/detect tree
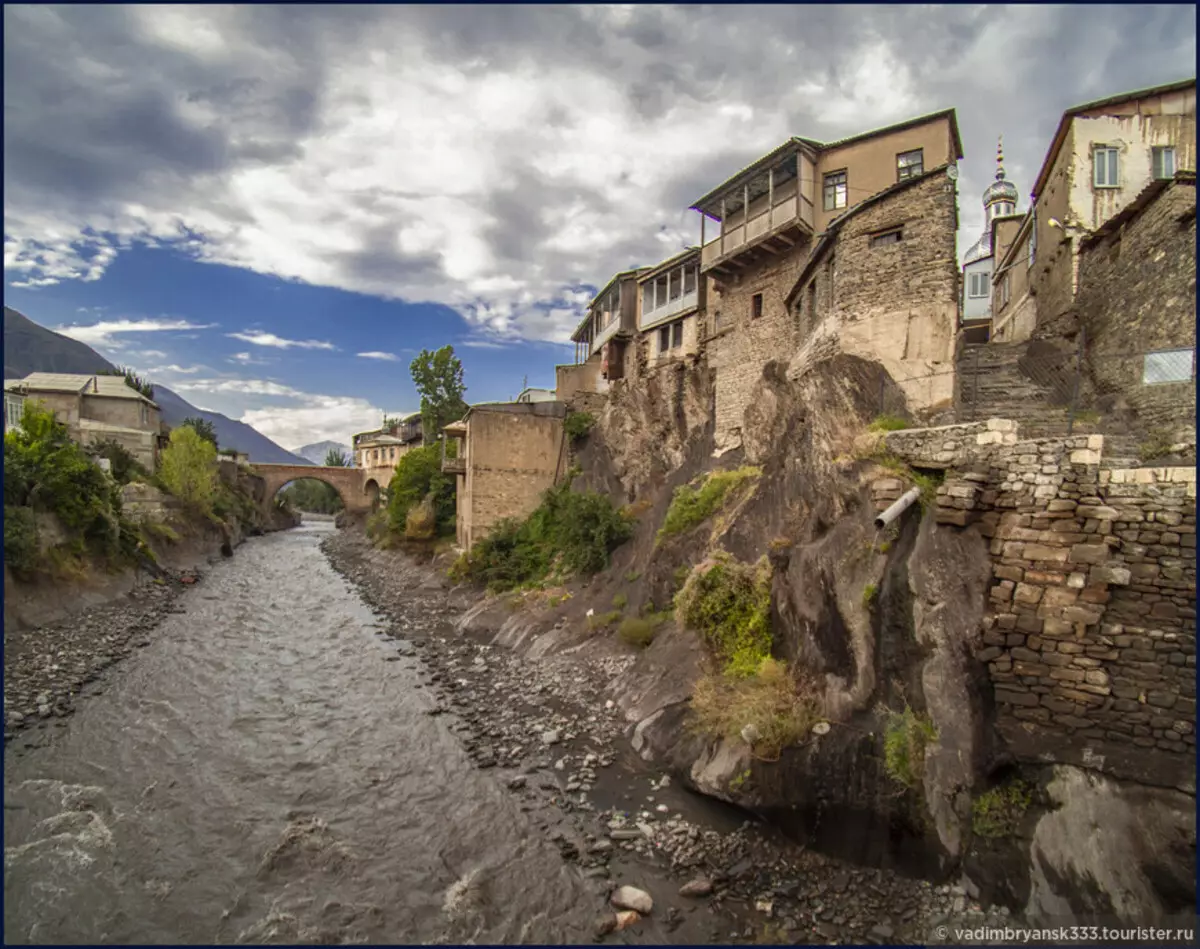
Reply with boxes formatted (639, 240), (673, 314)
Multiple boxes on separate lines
(386, 444), (455, 535)
(159, 425), (218, 510)
(181, 417), (218, 448)
(324, 447), (351, 467)
(410, 345), (468, 442)
(100, 366), (154, 400)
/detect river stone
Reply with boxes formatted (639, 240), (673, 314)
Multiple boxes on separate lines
(610, 885), (653, 915)
(679, 878), (713, 898)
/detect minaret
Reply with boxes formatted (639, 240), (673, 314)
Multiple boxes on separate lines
(963, 136), (1019, 268)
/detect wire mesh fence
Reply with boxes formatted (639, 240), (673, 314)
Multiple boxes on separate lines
(875, 340), (1196, 439)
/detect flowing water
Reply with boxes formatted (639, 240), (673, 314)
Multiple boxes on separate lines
(4, 523), (605, 944)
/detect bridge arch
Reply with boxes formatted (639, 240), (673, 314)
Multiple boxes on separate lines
(251, 464), (377, 516)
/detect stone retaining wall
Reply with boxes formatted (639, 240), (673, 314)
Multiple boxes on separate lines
(873, 419), (1196, 790)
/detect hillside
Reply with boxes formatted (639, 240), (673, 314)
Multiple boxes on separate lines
(295, 440), (351, 464)
(3, 306), (311, 465)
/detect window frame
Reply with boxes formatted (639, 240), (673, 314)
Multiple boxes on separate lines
(658, 325), (670, 353)
(1152, 145), (1177, 180)
(870, 227), (903, 248)
(822, 169), (848, 211)
(1093, 146), (1120, 189)
(896, 149), (924, 181)
(1142, 348), (1195, 386)
(967, 271), (990, 298)
(671, 320), (684, 349)
(750, 292), (764, 320)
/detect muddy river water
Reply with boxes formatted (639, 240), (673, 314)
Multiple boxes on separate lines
(4, 523), (610, 944)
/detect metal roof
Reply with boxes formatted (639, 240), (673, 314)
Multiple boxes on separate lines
(7, 372), (158, 406)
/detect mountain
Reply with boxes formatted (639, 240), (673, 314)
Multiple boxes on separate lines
(4, 306), (311, 465)
(295, 440), (351, 465)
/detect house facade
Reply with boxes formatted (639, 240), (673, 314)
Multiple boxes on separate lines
(441, 401), (568, 550)
(352, 412), (423, 496)
(4, 372), (164, 468)
(690, 109), (964, 446)
(992, 78), (1196, 343)
(558, 268), (646, 397)
(636, 246), (706, 367)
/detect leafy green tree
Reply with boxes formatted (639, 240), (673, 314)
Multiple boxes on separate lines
(181, 417), (218, 448)
(100, 366), (154, 400)
(324, 447), (351, 467)
(410, 345), (468, 441)
(386, 444), (455, 534)
(159, 425), (218, 510)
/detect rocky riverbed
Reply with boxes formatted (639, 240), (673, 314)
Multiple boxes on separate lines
(321, 528), (1023, 945)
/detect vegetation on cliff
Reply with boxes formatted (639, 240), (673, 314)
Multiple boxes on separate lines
(657, 466), (761, 542)
(675, 553), (773, 677)
(450, 474), (634, 592)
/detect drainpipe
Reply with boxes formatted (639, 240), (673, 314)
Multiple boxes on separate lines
(874, 486), (921, 530)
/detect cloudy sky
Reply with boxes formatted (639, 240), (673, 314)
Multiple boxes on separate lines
(4, 4), (1195, 450)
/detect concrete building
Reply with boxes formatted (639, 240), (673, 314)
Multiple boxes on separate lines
(992, 78), (1196, 343)
(441, 401), (568, 550)
(4, 372), (165, 468)
(557, 268), (647, 397)
(352, 412), (423, 496)
(960, 139), (1022, 341)
(636, 246), (706, 367)
(4, 388), (26, 432)
(688, 108), (964, 445)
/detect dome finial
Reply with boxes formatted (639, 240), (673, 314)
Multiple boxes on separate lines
(996, 136), (1006, 181)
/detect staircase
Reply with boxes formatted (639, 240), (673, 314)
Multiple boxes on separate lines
(955, 342), (1083, 436)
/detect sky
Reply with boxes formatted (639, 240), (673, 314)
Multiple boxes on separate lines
(3, 4), (1195, 450)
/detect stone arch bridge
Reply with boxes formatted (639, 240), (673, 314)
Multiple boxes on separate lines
(250, 464), (382, 514)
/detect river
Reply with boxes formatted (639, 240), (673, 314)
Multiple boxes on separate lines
(4, 522), (607, 944)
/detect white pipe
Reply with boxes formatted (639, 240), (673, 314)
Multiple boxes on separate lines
(874, 486), (921, 530)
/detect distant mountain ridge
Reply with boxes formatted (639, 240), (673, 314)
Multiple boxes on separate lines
(295, 440), (351, 465)
(4, 306), (311, 465)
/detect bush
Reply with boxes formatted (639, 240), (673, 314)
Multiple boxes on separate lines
(618, 612), (670, 648)
(564, 411), (596, 441)
(868, 414), (909, 433)
(658, 467), (760, 541)
(863, 583), (878, 609)
(587, 609), (622, 631)
(675, 553), (773, 678)
(405, 493), (437, 541)
(89, 439), (148, 485)
(386, 445), (455, 536)
(689, 658), (817, 760)
(612, 592), (628, 610)
(972, 780), (1033, 838)
(159, 425), (219, 511)
(4, 504), (39, 576)
(883, 706), (938, 790)
(452, 477), (634, 592)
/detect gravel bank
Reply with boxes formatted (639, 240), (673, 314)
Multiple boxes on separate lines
(322, 528), (1022, 945)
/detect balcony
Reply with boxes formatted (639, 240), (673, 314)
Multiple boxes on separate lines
(442, 455), (466, 475)
(641, 288), (699, 329)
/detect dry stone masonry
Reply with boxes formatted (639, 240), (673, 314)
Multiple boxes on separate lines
(874, 419), (1196, 791)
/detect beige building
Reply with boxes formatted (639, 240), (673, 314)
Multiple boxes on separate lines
(688, 109), (964, 445)
(558, 268), (647, 397)
(992, 78), (1196, 343)
(441, 401), (568, 550)
(636, 246), (707, 367)
(4, 372), (165, 469)
(352, 412), (423, 496)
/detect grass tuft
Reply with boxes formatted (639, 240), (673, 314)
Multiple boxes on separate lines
(657, 467), (761, 542)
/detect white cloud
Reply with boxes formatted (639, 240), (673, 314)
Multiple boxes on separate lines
(227, 330), (336, 351)
(229, 351), (271, 365)
(144, 364), (202, 375)
(53, 318), (215, 348)
(356, 351), (400, 361)
(173, 378), (307, 398)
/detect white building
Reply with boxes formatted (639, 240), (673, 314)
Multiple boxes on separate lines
(961, 139), (1020, 338)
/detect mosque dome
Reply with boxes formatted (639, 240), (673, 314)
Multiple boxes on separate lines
(962, 137), (1019, 267)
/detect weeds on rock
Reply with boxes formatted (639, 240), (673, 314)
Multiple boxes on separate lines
(862, 583), (879, 609)
(617, 612), (670, 648)
(657, 466), (761, 542)
(972, 779), (1033, 838)
(624, 569), (642, 583)
(587, 609), (622, 630)
(673, 564), (692, 590)
(675, 552), (773, 678)
(867, 414), (910, 433)
(689, 658), (818, 761)
(612, 592), (628, 610)
(883, 705), (938, 790)
(564, 411), (596, 441)
(1139, 427), (1177, 461)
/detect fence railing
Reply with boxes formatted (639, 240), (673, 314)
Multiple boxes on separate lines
(875, 338), (1196, 439)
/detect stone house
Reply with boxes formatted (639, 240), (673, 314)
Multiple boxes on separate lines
(4, 372), (165, 469)
(558, 268), (646, 397)
(992, 78), (1196, 343)
(352, 411), (423, 495)
(441, 401), (568, 550)
(1066, 172), (1196, 434)
(687, 109), (964, 447)
(635, 246), (706, 369)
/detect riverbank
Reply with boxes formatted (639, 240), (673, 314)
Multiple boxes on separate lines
(321, 527), (1020, 945)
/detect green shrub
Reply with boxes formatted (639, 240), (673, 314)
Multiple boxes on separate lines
(972, 780), (1033, 838)
(404, 494), (437, 541)
(658, 467), (761, 541)
(618, 611), (671, 648)
(883, 706), (938, 790)
(673, 564), (692, 590)
(612, 592), (628, 610)
(159, 426), (219, 512)
(88, 439), (148, 485)
(4, 505), (39, 576)
(863, 583), (878, 609)
(452, 477), (634, 592)
(386, 444), (455, 536)
(867, 414), (909, 433)
(624, 569), (642, 583)
(564, 411), (596, 441)
(689, 658), (817, 760)
(676, 553), (773, 678)
(588, 609), (623, 630)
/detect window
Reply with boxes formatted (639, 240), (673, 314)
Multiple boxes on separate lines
(750, 292), (764, 319)
(897, 149), (924, 180)
(4, 395), (23, 430)
(1153, 146), (1176, 180)
(1093, 146), (1119, 188)
(683, 265), (697, 295)
(823, 170), (847, 211)
(997, 273), (1011, 308)
(1142, 349), (1195, 385)
(658, 325), (670, 352)
(654, 275), (668, 309)
(967, 272), (990, 298)
(641, 283), (652, 312)
(669, 268), (682, 302)
(139, 403), (149, 426)
(672, 320), (684, 349)
(870, 228), (902, 248)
